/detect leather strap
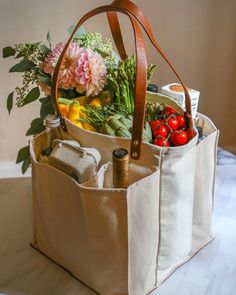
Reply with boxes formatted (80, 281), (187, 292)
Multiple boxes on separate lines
(51, 5), (147, 159)
(106, 12), (127, 60)
(109, 0), (193, 127)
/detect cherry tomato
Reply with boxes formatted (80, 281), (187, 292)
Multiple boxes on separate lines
(149, 120), (161, 131)
(176, 115), (186, 129)
(170, 130), (188, 146)
(154, 136), (170, 147)
(162, 106), (177, 117)
(166, 116), (178, 131)
(153, 124), (168, 138)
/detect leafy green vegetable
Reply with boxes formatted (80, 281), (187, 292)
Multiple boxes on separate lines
(85, 103), (129, 131)
(108, 55), (156, 114)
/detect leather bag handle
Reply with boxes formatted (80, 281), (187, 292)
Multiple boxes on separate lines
(107, 11), (127, 60)
(51, 5), (147, 159)
(107, 0), (194, 127)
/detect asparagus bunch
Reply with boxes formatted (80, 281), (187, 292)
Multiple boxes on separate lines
(107, 55), (156, 114)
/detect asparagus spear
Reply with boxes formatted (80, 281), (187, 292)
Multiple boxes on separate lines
(107, 55), (156, 114)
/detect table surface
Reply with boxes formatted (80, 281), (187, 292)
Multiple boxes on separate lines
(0, 149), (236, 295)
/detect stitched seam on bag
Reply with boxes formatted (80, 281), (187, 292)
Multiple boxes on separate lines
(30, 244), (101, 295)
(154, 148), (163, 286)
(212, 130), (220, 211)
(156, 237), (214, 287)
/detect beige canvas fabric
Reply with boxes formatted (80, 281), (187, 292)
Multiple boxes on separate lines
(156, 113), (219, 285)
(30, 93), (219, 295)
(31, 135), (160, 295)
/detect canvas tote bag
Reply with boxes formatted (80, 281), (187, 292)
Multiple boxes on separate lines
(30, 1), (219, 294)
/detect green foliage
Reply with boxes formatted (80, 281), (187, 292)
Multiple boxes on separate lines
(22, 157), (31, 174)
(7, 92), (14, 114)
(9, 60), (36, 72)
(22, 87), (40, 106)
(41, 44), (51, 56)
(16, 145), (30, 164)
(40, 97), (54, 118)
(5, 37), (54, 173)
(26, 117), (45, 136)
(47, 31), (52, 49)
(107, 55), (156, 114)
(6, 41), (52, 107)
(37, 70), (51, 86)
(85, 103), (129, 131)
(16, 145), (31, 174)
(3, 46), (15, 58)
(13, 42), (49, 63)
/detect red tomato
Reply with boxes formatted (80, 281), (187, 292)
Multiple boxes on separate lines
(149, 120), (161, 131)
(154, 136), (170, 147)
(153, 124), (168, 138)
(176, 115), (186, 129)
(170, 130), (188, 146)
(166, 116), (178, 131)
(162, 106), (177, 117)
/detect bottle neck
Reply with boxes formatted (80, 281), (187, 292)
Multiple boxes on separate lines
(44, 126), (60, 151)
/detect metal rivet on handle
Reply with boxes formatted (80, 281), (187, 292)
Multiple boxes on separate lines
(133, 140), (139, 146)
(132, 152), (138, 158)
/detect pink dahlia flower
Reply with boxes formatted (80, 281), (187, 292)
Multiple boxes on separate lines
(43, 42), (82, 89)
(75, 48), (106, 96)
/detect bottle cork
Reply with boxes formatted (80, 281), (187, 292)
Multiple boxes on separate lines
(112, 148), (129, 188)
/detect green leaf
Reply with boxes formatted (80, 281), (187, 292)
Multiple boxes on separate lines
(39, 97), (50, 103)
(41, 44), (51, 56)
(9, 59), (36, 72)
(47, 31), (52, 48)
(22, 157), (31, 174)
(3, 46), (15, 58)
(7, 91), (14, 114)
(40, 99), (54, 118)
(23, 87), (40, 105)
(38, 73), (51, 86)
(16, 145), (30, 164)
(15, 52), (24, 59)
(95, 48), (110, 58)
(26, 117), (45, 136)
(68, 25), (86, 39)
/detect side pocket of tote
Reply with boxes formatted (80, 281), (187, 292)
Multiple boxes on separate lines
(156, 140), (197, 279)
(127, 168), (160, 295)
(192, 129), (219, 252)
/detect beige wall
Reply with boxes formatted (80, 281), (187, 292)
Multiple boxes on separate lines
(1, 0), (236, 162)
